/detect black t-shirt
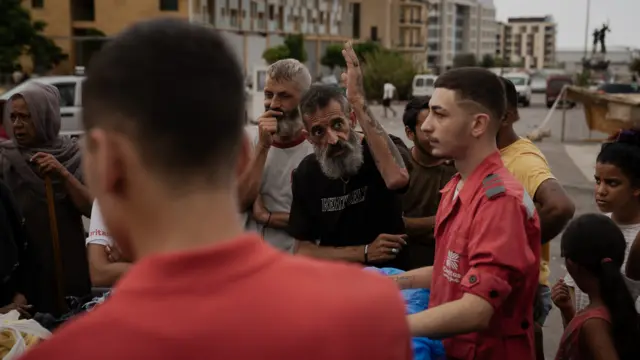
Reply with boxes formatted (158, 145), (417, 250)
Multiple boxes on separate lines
(288, 135), (411, 269)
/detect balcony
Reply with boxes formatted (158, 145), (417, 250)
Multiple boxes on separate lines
(400, 17), (424, 26)
(396, 42), (426, 51)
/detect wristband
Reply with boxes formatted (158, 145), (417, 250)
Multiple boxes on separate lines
(364, 244), (369, 264)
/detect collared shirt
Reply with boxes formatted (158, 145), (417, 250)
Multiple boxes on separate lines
(430, 151), (541, 360)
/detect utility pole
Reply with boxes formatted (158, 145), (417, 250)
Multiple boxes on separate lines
(583, 0), (591, 58)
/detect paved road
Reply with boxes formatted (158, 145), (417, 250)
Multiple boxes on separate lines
(372, 94), (596, 359)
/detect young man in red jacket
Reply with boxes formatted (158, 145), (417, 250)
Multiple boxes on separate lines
(392, 68), (541, 360)
(21, 19), (412, 360)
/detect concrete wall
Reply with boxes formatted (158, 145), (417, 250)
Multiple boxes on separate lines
(247, 34), (269, 71)
(305, 40), (318, 78)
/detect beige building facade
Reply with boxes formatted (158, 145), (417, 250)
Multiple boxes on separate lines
(22, 0), (353, 76)
(348, 0), (428, 69)
(496, 16), (557, 70)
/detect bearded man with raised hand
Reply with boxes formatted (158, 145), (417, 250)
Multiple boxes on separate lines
(289, 42), (412, 269)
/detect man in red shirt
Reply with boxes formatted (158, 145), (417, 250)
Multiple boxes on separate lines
(21, 19), (412, 360)
(391, 68), (540, 360)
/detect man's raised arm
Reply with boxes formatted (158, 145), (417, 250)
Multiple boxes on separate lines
(341, 42), (409, 190)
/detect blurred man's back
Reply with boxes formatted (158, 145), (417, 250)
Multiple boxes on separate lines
(20, 18), (412, 360)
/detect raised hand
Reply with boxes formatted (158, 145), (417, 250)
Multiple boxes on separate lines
(341, 41), (366, 106)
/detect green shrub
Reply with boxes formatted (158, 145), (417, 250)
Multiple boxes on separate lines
(362, 50), (417, 101)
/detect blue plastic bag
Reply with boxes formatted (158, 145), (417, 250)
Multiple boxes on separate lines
(365, 267), (445, 360)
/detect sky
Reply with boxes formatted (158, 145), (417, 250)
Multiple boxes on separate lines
(492, 0), (637, 50)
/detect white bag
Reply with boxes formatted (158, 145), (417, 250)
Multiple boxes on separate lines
(0, 310), (51, 359)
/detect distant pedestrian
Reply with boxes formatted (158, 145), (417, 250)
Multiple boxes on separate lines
(383, 80), (397, 118)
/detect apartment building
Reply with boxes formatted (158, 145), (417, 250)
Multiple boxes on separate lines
(22, 0), (352, 76)
(348, 0), (429, 69)
(496, 16), (557, 70)
(427, 0), (497, 73)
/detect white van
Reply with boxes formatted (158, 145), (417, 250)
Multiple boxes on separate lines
(503, 72), (532, 107)
(411, 74), (437, 98)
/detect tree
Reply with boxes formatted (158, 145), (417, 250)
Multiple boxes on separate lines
(262, 45), (290, 65)
(452, 53), (477, 68)
(320, 44), (345, 70)
(494, 56), (511, 68)
(362, 50), (417, 100)
(262, 34), (307, 65)
(480, 54), (495, 68)
(0, 0), (67, 73)
(283, 34), (307, 63)
(353, 41), (381, 62)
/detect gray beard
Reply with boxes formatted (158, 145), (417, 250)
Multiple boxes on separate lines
(315, 131), (364, 179)
(277, 114), (304, 138)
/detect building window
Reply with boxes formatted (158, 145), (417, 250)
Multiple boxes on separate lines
(72, 0), (95, 21)
(370, 26), (378, 41)
(159, 0), (178, 11)
(31, 0), (44, 8)
(352, 3), (360, 39)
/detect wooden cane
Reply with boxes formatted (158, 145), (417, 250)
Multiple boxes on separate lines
(44, 175), (68, 314)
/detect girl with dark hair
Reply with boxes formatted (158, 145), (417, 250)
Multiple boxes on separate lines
(553, 213), (640, 360)
(563, 129), (640, 312)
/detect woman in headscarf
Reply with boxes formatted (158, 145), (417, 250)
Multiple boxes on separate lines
(1, 82), (92, 315)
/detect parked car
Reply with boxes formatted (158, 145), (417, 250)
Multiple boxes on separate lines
(1, 75), (85, 137)
(411, 74), (437, 98)
(546, 75), (575, 108)
(596, 83), (640, 94)
(530, 76), (547, 93)
(504, 72), (532, 107)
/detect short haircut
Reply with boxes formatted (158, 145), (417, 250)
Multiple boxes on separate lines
(299, 84), (350, 120)
(83, 18), (245, 186)
(434, 67), (506, 123)
(499, 77), (518, 109)
(267, 59), (312, 91)
(403, 96), (430, 131)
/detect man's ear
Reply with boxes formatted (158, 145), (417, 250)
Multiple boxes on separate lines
(350, 111), (356, 127)
(471, 113), (491, 138)
(404, 126), (415, 142)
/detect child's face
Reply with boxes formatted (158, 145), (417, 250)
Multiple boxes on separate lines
(594, 162), (640, 214)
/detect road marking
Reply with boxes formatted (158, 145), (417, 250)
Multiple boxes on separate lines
(564, 144), (600, 183)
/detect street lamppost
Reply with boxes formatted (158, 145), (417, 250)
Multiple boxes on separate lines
(583, 0), (591, 58)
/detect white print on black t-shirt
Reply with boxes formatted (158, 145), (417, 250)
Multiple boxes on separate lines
(321, 186), (368, 212)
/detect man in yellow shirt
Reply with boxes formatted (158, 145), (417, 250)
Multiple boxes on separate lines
(498, 77), (575, 360)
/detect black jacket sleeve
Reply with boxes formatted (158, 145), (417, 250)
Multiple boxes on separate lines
(0, 180), (29, 297)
